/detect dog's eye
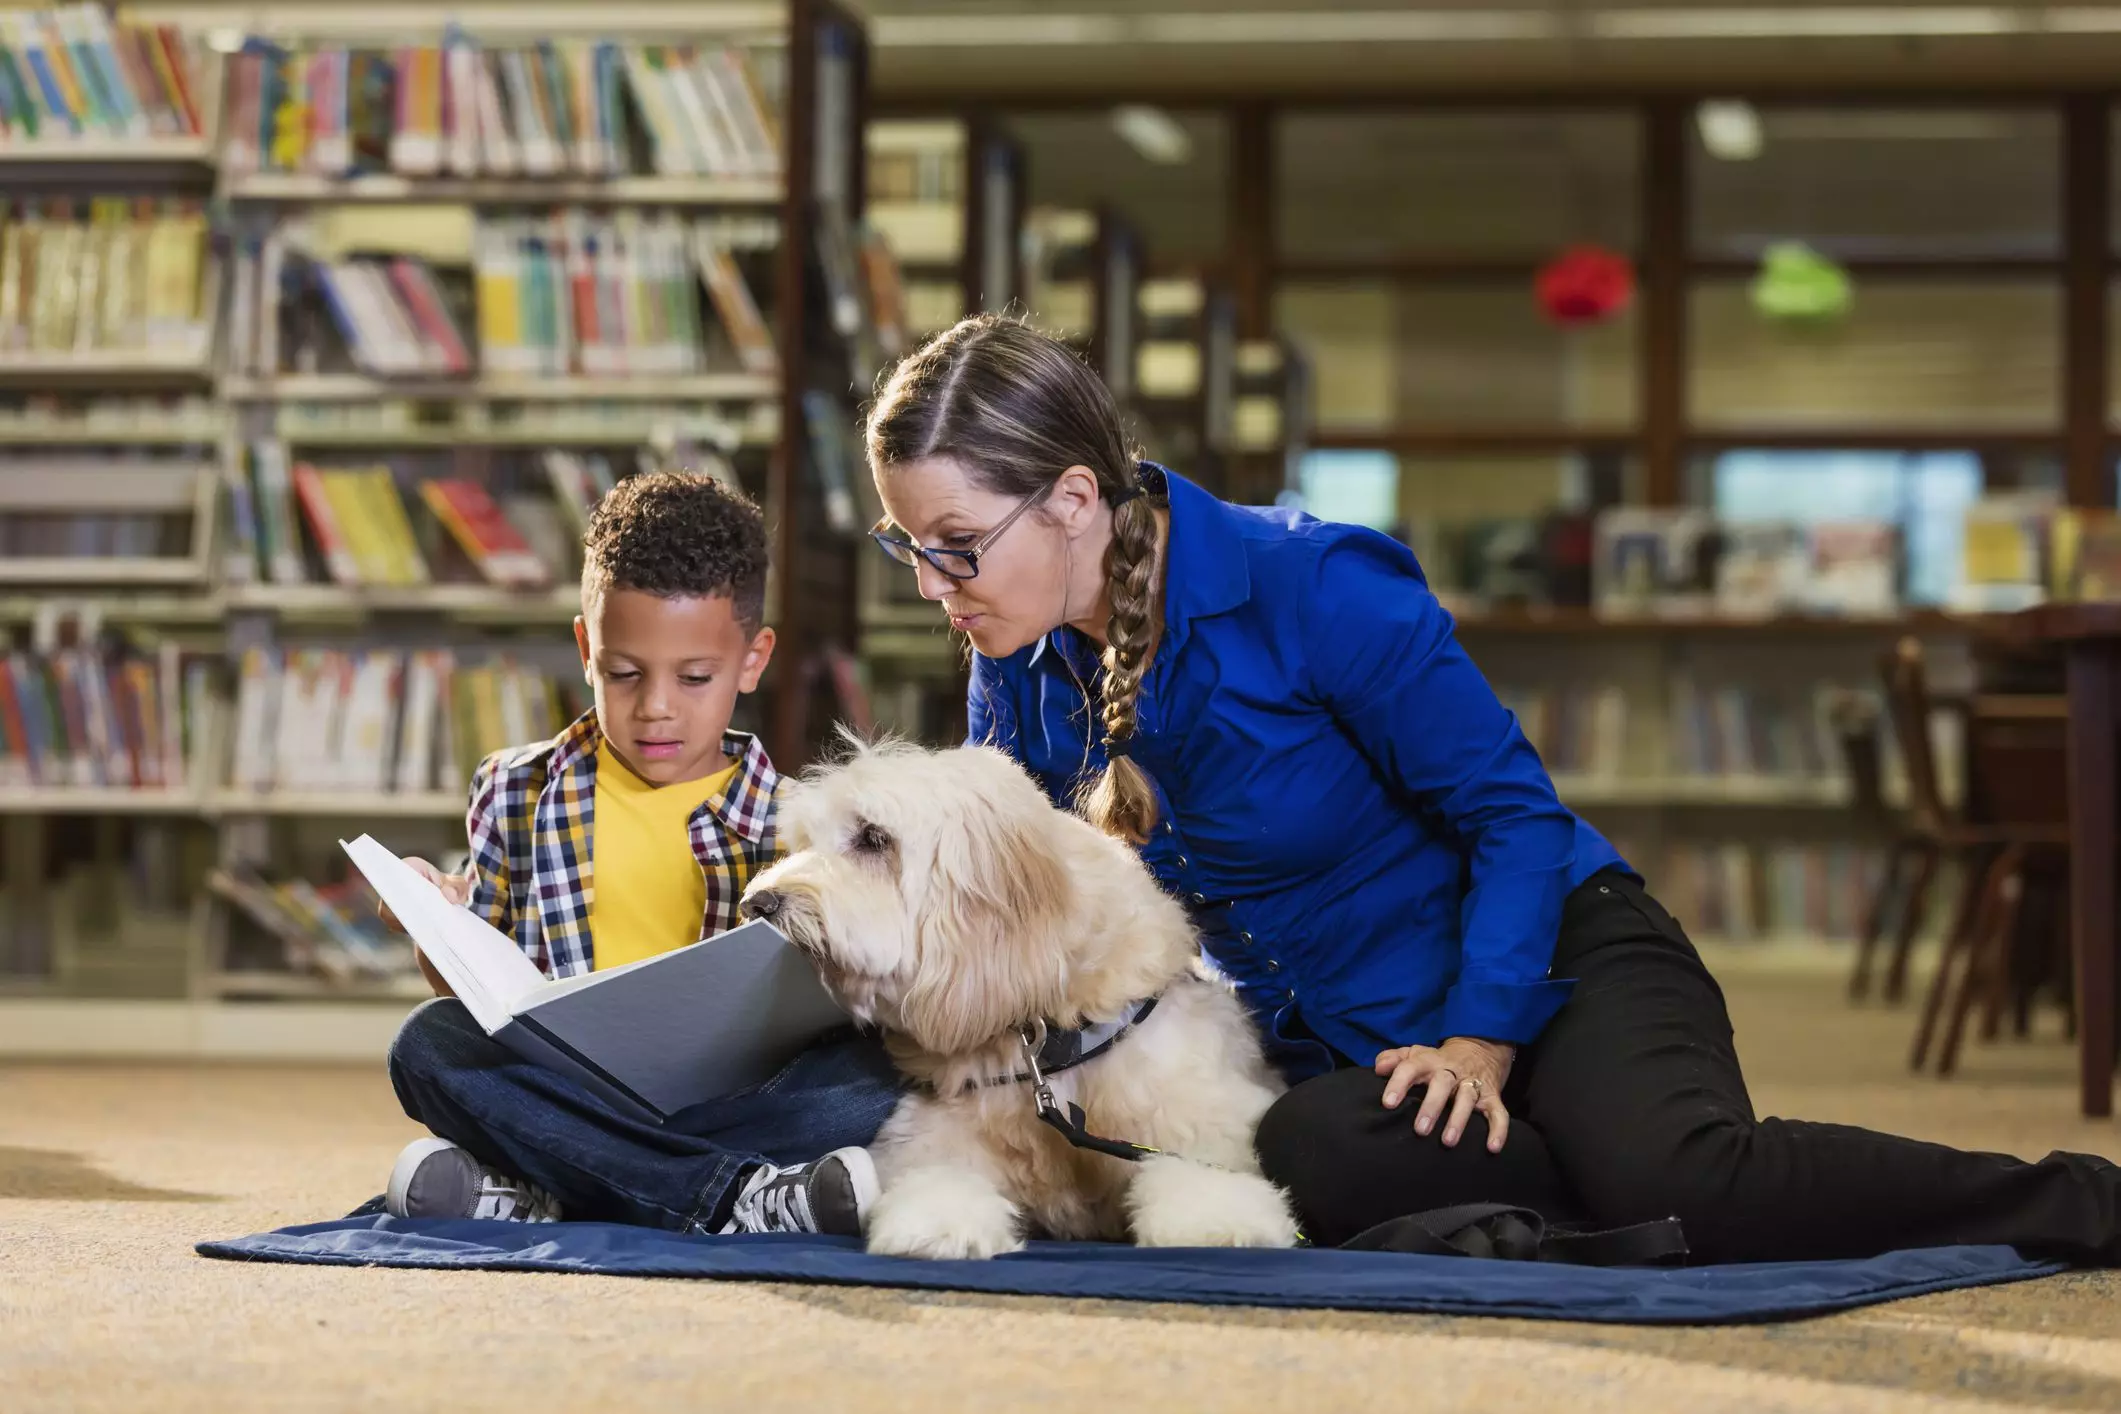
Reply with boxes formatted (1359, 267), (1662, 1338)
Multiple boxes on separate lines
(850, 820), (893, 854)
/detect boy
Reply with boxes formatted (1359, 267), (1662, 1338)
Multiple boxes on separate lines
(378, 472), (897, 1236)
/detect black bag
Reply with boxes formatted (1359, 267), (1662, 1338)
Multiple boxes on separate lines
(1339, 1203), (1689, 1267)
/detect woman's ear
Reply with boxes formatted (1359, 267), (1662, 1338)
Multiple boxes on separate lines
(1048, 464), (1106, 540)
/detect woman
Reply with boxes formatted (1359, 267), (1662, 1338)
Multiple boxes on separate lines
(864, 314), (2121, 1265)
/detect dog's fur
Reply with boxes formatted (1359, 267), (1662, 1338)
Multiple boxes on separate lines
(742, 740), (1298, 1260)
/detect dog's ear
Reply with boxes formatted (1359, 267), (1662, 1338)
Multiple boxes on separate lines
(899, 795), (1074, 1057)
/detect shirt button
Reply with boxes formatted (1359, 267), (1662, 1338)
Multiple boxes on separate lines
(1175, 855), (1190, 869)
(1187, 892), (1208, 908)
(1162, 822), (1175, 836)
(1239, 932), (1255, 946)
(1265, 960), (1281, 974)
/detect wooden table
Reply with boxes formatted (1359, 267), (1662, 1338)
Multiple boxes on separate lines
(1996, 605), (2121, 1118)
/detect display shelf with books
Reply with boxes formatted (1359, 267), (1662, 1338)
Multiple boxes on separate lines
(0, 456), (219, 586)
(0, 199), (218, 378)
(217, 27), (782, 187)
(1, 2), (878, 1006)
(0, 7), (219, 166)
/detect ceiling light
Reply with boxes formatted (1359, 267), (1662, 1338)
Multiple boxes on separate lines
(1112, 106), (1193, 166)
(1696, 100), (1763, 160)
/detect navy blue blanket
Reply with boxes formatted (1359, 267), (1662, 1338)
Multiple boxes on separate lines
(195, 1216), (2063, 1325)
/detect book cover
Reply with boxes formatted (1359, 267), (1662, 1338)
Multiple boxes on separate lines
(341, 834), (848, 1122)
(420, 478), (552, 588)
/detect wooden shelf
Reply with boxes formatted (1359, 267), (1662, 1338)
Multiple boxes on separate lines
(222, 583), (578, 622)
(0, 353), (215, 390)
(1311, 425), (1639, 454)
(1551, 774), (1849, 808)
(223, 171), (783, 206)
(211, 972), (429, 1002)
(211, 791), (466, 819)
(0, 422), (224, 446)
(0, 591), (226, 624)
(0, 788), (207, 815)
(225, 373), (779, 404)
(0, 559), (211, 587)
(1449, 607), (1930, 636)
(0, 137), (215, 167)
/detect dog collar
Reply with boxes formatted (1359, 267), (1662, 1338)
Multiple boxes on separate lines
(964, 995), (1161, 1092)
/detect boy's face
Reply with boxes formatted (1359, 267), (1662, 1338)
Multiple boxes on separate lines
(574, 588), (774, 786)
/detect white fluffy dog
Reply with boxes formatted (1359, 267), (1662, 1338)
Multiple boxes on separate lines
(740, 740), (1299, 1260)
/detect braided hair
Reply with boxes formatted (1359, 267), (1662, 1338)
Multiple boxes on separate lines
(866, 314), (1168, 842)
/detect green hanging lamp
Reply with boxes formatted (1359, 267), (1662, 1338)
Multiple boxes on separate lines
(1750, 242), (1853, 323)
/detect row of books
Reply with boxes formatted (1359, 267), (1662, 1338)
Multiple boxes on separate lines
(0, 640), (208, 790)
(222, 38), (780, 181)
(0, 392), (219, 436)
(0, 821), (210, 981)
(1668, 677), (1847, 780)
(222, 213), (776, 381)
(209, 865), (414, 985)
(0, 453), (208, 559)
(1493, 682), (1626, 777)
(1659, 841), (1886, 943)
(0, 8), (206, 144)
(229, 444), (602, 589)
(0, 201), (210, 361)
(1594, 512), (1901, 619)
(474, 214), (775, 378)
(228, 647), (584, 796)
(1955, 495), (2121, 611)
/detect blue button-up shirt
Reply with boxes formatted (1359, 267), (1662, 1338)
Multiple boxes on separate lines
(968, 467), (1627, 1083)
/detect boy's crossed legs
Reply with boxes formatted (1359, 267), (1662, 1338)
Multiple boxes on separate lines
(383, 998), (905, 1234)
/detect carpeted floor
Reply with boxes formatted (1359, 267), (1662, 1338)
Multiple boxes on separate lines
(3, 959), (2117, 1413)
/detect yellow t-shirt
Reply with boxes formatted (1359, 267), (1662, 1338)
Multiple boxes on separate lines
(587, 740), (739, 971)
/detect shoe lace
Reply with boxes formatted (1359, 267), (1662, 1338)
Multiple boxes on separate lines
(730, 1165), (812, 1234)
(475, 1169), (559, 1223)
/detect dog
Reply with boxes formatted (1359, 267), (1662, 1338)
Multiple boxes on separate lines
(740, 740), (1299, 1260)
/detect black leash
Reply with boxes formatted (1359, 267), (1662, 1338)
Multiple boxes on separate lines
(1017, 1022), (1164, 1162)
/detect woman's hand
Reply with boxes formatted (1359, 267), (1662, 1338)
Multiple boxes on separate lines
(1374, 1037), (1518, 1152)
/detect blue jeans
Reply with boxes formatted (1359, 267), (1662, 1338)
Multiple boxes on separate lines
(387, 998), (905, 1232)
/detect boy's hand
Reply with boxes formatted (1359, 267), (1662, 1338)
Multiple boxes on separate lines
(375, 857), (471, 1001)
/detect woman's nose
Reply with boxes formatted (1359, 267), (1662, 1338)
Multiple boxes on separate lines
(915, 559), (956, 602)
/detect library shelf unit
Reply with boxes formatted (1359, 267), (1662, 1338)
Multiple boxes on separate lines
(0, 1), (880, 1020)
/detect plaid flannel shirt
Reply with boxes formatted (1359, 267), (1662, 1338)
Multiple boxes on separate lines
(462, 709), (781, 978)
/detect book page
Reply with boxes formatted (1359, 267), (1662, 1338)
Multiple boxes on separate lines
(338, 835), (546, 1031)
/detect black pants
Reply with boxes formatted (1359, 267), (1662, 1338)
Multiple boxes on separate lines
(1254, 871), (2121, 1265)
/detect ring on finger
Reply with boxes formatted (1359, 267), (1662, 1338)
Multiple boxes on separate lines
(1463, 1077), (1485, 1095)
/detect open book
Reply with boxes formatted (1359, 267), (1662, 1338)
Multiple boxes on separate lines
(341, 835), (849, 1124)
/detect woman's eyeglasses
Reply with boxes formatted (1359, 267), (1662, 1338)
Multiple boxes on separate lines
(870, 486), (1049, 582)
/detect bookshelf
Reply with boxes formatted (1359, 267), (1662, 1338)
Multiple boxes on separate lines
(858, 117), (1028, 744)
(0, 2), (878, 1009)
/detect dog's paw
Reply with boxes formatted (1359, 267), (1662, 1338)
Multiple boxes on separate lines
(1125, 1155), (1301, 1249)
(865, 1168), (1025, 1261)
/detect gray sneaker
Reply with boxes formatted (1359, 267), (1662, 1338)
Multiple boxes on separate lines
(385, 1137), (562, 1223)
(719, 1147), (878, 1237)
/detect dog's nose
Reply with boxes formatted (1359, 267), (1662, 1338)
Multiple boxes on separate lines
(741, 890), (783, 921)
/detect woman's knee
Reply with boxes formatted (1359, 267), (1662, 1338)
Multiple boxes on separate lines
(1563, 1116), (1754, 1230)
(1253, 1067), (1380, 1195)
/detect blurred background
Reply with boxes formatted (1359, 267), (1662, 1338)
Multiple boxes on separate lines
(0, 2), (2115, 1124)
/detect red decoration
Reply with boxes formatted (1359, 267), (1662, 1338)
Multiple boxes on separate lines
(1535, 246), (1635, 326)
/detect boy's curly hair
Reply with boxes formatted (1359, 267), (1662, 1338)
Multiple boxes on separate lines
(582, 471), (769, 632)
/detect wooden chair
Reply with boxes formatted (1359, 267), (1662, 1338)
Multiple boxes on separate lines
(1841, 685), (1936, 1003)
(1902, 651), (2074, 1075)
(1849, 640), (1965, 1006)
